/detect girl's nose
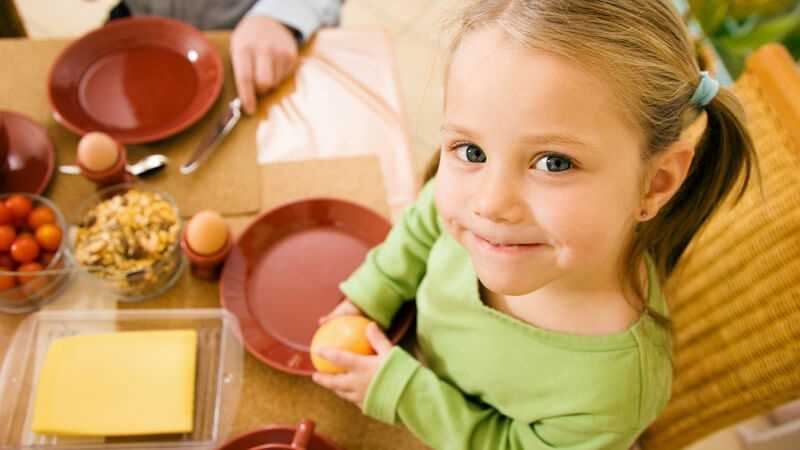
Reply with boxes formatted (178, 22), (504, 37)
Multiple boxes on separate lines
(472, 171), (526, 224)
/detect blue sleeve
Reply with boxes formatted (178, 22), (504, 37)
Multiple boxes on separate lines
(246, 0), (342, 42)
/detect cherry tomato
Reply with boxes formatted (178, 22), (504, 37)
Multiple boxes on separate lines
(0, 272), (16, 291)
(0, 202), (11, 226)
(4, 195), (32, 220)
(39, 252), (55, 268)
(28, 206), (56, 229)
(13, 218), (29, 232)
(35, 224), (62, 252)
(16, 262), (44, 284)
(0, 255), (15, 292)
(0, 225), (15, 252)
(10, 235), (40, 263)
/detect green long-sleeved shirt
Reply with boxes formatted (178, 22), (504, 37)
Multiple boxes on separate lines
(339, 180), (673, 450)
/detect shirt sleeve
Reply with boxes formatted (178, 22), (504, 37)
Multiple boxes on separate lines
(245, 0), (342, 43)
(364, 347), (639, 450)
(339, 180), (441, 328)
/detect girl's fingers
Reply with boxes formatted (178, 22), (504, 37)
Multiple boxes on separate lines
(315, 347), (366, 371)
(318, 311), (340, 325)
(312, 373), (362, 406)
(366, 322), (393, 355)
(312, 372), (353, 393)
(318, 300), (362, 325)
(340, 390), (361, 406)
(318, 312), (337, 325)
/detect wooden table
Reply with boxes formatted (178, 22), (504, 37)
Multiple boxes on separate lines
(0, 29), (426, 450)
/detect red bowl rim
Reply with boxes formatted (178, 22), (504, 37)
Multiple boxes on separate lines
(47, 16), (224, 144)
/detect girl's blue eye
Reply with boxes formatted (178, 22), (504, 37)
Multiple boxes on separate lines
(534, 154), (573, 172)
(455, 144), (487, 163)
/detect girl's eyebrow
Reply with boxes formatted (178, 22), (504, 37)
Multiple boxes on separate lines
(518, 133), (592, 150)
(442, 123), (592, 150)
(441, 123), (478, 139)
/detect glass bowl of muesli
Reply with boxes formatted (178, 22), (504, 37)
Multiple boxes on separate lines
(69, 183), (185, 301)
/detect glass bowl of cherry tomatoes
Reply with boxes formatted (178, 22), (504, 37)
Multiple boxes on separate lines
(0, 193), (72, 313)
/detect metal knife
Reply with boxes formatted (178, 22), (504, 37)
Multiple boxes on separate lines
(180, 97), (242, 175)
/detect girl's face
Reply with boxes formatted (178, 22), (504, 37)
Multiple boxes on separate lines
(436, 26), (646, 297)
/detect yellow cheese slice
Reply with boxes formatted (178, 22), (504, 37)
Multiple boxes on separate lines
(31, 330), (197, 436)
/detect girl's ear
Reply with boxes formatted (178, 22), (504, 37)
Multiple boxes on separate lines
(638, 140), (696, 221)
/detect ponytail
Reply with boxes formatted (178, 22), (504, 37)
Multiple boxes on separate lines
(623, 86), (758, 322)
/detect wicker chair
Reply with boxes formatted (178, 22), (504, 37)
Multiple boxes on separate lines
(639, 44), (800, 449)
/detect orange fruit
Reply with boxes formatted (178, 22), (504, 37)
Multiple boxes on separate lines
(310, 316), (374, 374)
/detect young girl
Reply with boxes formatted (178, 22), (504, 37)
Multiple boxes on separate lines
(313, 1), (756, 449)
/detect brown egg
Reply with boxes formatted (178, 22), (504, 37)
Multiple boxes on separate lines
(186, 210), (228, 255)
(77, 132), (119, 172)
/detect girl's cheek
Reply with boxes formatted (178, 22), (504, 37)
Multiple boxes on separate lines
(433, 191), (462, 243)
(529, 188), (617, 247)
(434, 184), (459, 228)
(434, 165), (466, 214)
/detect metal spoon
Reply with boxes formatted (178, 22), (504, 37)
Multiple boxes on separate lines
(59, 154), (169, 177)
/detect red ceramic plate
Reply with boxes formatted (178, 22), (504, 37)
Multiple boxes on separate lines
(48, 17), (223, 144)
(0, 111), (55, 194)
(220, 198), (414, 376)
(216, 426), (341, 450)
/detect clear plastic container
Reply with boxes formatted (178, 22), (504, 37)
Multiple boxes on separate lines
(0, 308), (243, 450)
(67, 184), (185, 302)
(0, 193), (73, 314)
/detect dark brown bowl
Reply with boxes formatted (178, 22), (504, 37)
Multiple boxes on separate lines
(0, 111), (55, 194)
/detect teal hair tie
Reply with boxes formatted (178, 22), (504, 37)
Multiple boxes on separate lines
(690, 71), (719, 107)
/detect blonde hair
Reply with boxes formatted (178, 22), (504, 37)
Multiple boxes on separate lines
(424, 0), (758, 330)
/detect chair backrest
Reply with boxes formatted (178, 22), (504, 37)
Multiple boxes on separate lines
(0, 0), (26, 38)
(640, 44), (800, 449)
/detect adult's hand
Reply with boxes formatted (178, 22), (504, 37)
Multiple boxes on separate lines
(230, 16), (299, 114)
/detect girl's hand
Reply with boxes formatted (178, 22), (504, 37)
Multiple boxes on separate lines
(311, 322), (393, 408)
(318, 298), (363, 325)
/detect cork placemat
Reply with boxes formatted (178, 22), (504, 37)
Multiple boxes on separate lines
(0, 27), (424, 448)
(1, 155), (425, 449)
(0, 32), (260, 217)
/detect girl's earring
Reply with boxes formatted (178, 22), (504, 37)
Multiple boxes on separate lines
(639, 209), (648, 220)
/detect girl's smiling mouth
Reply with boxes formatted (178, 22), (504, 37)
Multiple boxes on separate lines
(469, 230), (544, 254)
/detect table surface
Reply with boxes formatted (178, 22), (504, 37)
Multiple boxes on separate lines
(0, 29), (427, 450)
